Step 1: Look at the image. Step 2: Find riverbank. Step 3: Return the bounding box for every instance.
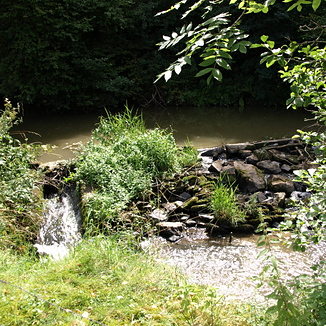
[0,236,270,326]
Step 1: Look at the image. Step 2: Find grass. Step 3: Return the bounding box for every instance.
[210,177,246,226]
[73,107,198,236]
[0,236,270,326]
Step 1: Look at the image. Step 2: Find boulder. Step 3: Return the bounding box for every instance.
[269,149,299,165]
[197,213,215,223]
[200,146,224,158]
[256,160,282,174]
[281,164,292,173]
[267,175,295,195]
[245,154,259,165]
[148,209,168,222]
[208,160,223,173]
[239,149,253,159]
[234,161,265,193]
[156,222,184,238]
[226,143,250,155]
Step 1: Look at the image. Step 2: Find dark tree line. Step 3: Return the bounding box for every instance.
[0,0,321,111]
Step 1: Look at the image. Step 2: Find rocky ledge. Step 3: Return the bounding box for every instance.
[125,138,316,242]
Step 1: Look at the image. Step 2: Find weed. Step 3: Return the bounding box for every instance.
[0,99,45,252]
[74,107,192,235]
[210,176,246,226]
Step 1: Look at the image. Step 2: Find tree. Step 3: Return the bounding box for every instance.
[156,0,326,324]
[0,0,178,111]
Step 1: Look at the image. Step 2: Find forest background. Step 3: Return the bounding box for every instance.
[1,0,322,112]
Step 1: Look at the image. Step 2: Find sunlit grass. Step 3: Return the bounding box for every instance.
[0,236,270,326]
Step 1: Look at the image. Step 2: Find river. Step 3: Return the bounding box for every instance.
[14,106,313,162]
[18,105,325,303]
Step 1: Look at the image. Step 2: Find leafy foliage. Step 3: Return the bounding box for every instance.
[73,107,193,235]
[0,0,180,111]
[159,0,326,325]
[0,99,44,251]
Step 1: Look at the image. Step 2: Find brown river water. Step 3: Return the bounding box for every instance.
[14,106,314,162]
[16,105,325,302]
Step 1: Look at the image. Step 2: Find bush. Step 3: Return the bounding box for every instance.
[74,107,195,235]
[0,99,44,251]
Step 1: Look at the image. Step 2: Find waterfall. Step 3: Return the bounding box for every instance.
[35,185,82,260]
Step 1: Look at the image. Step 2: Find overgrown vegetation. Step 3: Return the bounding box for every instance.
[0,99,44,252]
[158,0,326,325]
[1,0,320,110]
[210,177,246,226]
[73,108,197,235]
[0,236,271,326]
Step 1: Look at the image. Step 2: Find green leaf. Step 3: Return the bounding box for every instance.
[216,58,231,70]
[207,73,213,85]
[239,45,247,53]
[261,35,269,42]
[267,40,275,49]
[271,255,278,269]
[184,56,192,65]
[257,248,269,259]
[195,67,213,77]
[164,70,172,82]
[174,65,182,75]
[312,0,321,10]
[199,57,216,67]
[212,68,222,81]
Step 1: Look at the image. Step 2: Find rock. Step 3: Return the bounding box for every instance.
[239,149,253,159]
[197,222,207,228]
[257,160,282,174]
[179,192,192,202]
[274,192,286,208]
[185,220,197,227]
[183,196,199,209]
[293,182,306,192]
[200,146,224,156]
[290,191,311,202]
[226,143,250,155]
[208,160,223,173]
[269,149,299,165]
[148,209,168,222]
[221,163,236,176]
[267,175,295,195]
[167,235,183,242]
[162,202,178,212]
[190,204,208,213]
[253,149,273,160]
[234,161,265,193]
[253,191,267,203]
[234,224,255,233]
[180,214,191,221]
[157,222,184,238]
[197,214,215,223]
[245,154,259,165]
[281,164,292,173]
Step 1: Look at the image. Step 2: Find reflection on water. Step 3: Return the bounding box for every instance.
[13,106,314,161]
[143,229,326,302]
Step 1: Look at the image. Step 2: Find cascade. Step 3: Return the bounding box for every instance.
[35,185,82,260]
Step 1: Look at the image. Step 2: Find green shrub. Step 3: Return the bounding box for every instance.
[210,177,246,226]
[0,99,44,251]
[74,107,193,235]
